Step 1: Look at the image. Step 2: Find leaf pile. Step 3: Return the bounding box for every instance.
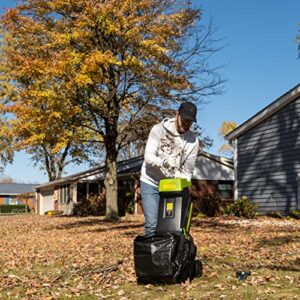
[0,214,299,299]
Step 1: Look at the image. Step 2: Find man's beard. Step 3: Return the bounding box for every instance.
[175,117,187,134]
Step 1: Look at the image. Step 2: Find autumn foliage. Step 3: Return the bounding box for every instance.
[0,0,223,218]
[218,121,238,156]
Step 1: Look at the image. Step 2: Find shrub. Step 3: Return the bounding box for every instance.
[289,210,300,219]
[193,191,222,217]
[125,192,135,214]
[73,194,105,216]
[225,196,258,219]
[195,212,206,219]
[0,204,28,214]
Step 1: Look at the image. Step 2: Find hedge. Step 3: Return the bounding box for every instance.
[0,204,29,214]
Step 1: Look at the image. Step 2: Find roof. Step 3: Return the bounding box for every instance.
[0,183,36,195]
[35,156,144,190]
[199,151,233,169]
[226,83,300,140]
[35,151,233,190]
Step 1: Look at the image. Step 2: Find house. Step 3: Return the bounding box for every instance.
[35,156,143,215]
[35,151,234,215]
[0,183,37,212]
[227,83,300,215]
[192,151,234,199]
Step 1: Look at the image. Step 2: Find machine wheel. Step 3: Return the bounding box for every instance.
[193,259,203,278]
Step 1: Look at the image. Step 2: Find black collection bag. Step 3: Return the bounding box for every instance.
[134,232,200,284]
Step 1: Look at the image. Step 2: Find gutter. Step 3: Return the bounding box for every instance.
[200,151,233,169]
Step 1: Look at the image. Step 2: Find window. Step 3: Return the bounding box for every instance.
[9,197,18,205]
[59,184,71,204]
[77,183,87,203]
[218,181,234,199]
[89,183,99,196]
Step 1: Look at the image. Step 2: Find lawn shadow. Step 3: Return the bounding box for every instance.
[245,258,300,272]
[122,231,142,238]
[87,223,144,234]
[45,216,143,232]
[192,218,241,233]
[258,235,300,247]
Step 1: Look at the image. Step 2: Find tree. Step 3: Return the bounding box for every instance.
[0,79,97,181]
[218,121,238,157]
[0,10,99,181]
[8,95,98,181]
[0,174,15,183]
[0,118,14,172]
[0,0,224,219]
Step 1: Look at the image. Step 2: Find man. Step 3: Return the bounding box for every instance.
[140,102,199,237]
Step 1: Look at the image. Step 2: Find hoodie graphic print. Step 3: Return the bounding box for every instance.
[157,131,186,177]
[140,118,199,187]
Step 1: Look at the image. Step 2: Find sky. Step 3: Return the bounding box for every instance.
[0,0,299,183]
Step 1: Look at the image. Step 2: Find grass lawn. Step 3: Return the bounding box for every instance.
[0,214,299,299]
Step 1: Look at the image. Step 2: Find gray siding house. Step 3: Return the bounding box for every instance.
[227,84,300,215]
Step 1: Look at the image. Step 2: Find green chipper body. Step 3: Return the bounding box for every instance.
[133,178,203,284]
[155,178,193,235]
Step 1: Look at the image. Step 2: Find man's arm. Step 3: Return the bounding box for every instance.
[144,125,164,167]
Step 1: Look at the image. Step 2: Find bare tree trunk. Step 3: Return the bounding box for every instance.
[104,110,119,219]
[43,150,57,182]
[104,158,118,220]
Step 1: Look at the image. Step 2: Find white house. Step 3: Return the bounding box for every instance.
[35,151,234,215]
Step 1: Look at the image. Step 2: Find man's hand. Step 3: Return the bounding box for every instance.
[163,154,179,168]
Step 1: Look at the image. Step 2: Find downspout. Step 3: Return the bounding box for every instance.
[297,174,300,210]
[33,188,38,215]
[234,139,238,200]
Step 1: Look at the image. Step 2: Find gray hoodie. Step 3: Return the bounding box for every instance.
[140,118,199,187]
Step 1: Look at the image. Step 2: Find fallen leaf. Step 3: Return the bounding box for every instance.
[117,289,126,296]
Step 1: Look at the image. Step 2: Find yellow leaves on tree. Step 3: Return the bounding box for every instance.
[218,121,238,156]
[0,0,223,216]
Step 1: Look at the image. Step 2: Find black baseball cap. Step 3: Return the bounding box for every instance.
[178,101,197,122]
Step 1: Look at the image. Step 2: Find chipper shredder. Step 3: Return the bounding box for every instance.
[134,178,202,284]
